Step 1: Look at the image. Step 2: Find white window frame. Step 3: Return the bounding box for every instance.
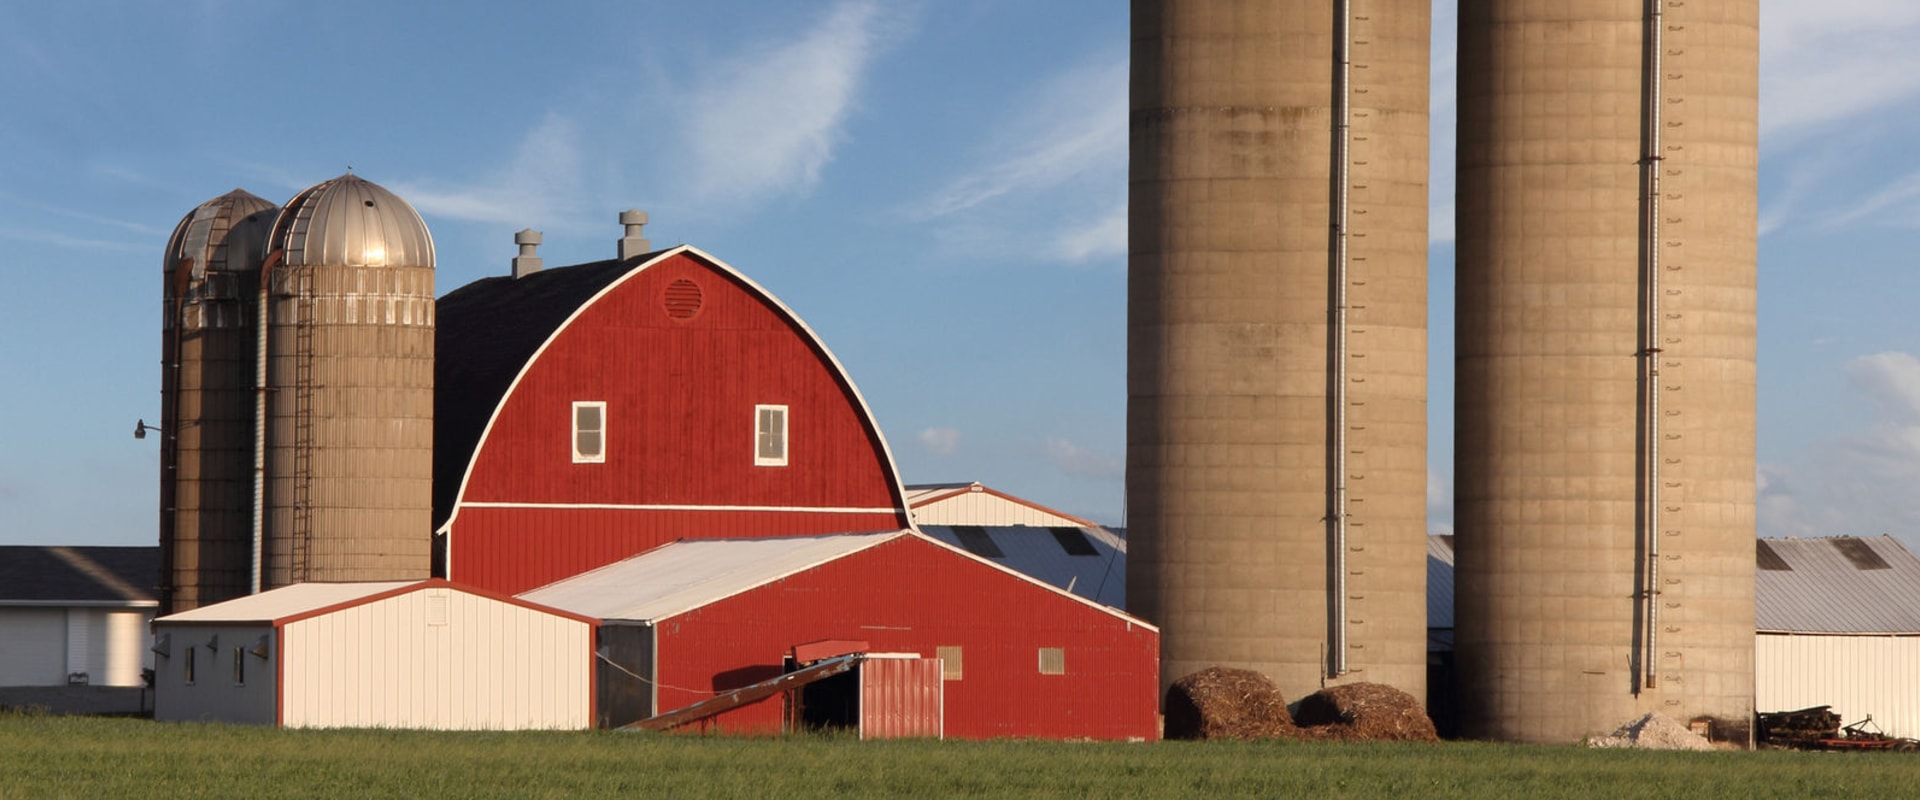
[572,401,607,464]
[755,404,788,467]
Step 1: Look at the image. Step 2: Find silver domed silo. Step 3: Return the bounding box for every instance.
[1129,1,1431,702]
[260,174,435,585]
[161,189,278,613]
[1453,2,1757,743]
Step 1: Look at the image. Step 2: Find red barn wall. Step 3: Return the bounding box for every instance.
[653,535,1160,741]
[448,252,908,593]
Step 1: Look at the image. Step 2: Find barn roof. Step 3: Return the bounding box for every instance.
[1756,536,1920,634]
[433,254,660,529]
[433,245,909,533]
[919,524,1126,609]
[521,532,907,622]
[904,481,1096,527]
[0,546,157,606]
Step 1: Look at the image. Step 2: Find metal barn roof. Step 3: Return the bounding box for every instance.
[520,532,908,622]
[0,546,157,606]
[156,581,415,624]
[1757,536,1920,634]
[918,524,1126,609]
[904,482,1096,527]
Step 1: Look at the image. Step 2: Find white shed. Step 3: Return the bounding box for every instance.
[1756,536,1920,738]
[153,580,594,729]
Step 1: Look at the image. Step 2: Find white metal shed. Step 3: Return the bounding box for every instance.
[1755,536,1920,738]
[153,580,594,729]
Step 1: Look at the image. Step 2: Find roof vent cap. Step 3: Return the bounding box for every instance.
[618,209,650,260]
[512,228,543,279]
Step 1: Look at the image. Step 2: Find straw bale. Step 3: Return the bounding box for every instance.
[1163,667,1298,741]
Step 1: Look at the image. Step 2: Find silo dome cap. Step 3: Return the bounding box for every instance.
[164,188,278,276]
[269,173,435,269]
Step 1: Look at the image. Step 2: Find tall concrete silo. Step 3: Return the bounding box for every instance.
[1129,1,1431,701]
[161,189,278,613]
[260,174,436,585]
[1453,2,1757,743]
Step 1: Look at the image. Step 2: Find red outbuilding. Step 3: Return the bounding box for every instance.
[521,531,1162,741]
[435,246,912,594]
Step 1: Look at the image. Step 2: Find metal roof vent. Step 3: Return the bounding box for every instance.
[664,278,702,320]
[512,228,543,279]
[618,209,650,260]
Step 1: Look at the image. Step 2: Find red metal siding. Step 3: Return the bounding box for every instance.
[861,657,943,739]
[652,536,1160,741]
[451,506,901,594]
[447,252,908,593]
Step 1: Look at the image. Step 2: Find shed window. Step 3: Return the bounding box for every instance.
[573,401,606,463]
[937,646,963,681]
[232,647,245,686]
[755,405,788,466]
[183,647,195,686]
[1039,647,1066,675]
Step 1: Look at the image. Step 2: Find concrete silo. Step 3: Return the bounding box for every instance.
[260,174,436,585]
[161,189,278,613]
[1129,1,1431,701]
[1453,2,1757,743]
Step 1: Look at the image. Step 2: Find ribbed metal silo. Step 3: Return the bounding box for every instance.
[1453,2,1757,743]
[1129,1,1431,702]
[161,189,278,613]
[260,174,435,585]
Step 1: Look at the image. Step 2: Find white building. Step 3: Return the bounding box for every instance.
[0,546,156,689]
[1756,536,1920,739]
[908,482,1127,608]
[153,580,594,729]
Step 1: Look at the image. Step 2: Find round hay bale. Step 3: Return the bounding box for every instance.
[1293,682,1438,743]
[1164,667,1298,741]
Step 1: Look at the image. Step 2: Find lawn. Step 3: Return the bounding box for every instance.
[4,712,1920,799]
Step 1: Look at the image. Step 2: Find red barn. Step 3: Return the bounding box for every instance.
[521,531,1161,741]
[435,247,911,593]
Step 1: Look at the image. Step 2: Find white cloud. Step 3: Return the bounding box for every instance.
[393,113,586,229]
[1044,437,1123,480]
[915,52,1126,264]
[1760,352,1920,548]
[680,0,901,205]
[918,426,960,456]
[1051,204,1127,263]
[1427,464,1454,537]
[1429,0,1457,245]
[1762,0,1920,139]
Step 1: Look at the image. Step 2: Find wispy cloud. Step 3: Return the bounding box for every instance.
[1762,0,1920,139]
[0,227,148,253]
[1044,436,1123,480]
[1760,352,1920,549]
[918,426,960,456]
[680,0,904,205]
[916,52,1126,263]
[1427,464,1454,537]
[1429,0,1458,245]
[392,112,587,229]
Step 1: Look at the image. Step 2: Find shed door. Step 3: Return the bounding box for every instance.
[859,657,942,739]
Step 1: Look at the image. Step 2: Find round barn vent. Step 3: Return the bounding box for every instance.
[663,278,703,320]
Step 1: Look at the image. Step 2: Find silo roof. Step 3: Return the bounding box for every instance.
[1756,536,1920,634]
[163,188,277,276]
[270,173,434,268]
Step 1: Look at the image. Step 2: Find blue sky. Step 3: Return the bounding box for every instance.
[2,2,1917,555]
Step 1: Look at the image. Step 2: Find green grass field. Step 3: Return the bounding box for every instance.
[5,712,1920,799]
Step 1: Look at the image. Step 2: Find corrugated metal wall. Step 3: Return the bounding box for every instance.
[860,657,942,739]
[651,536,1158,740]
[448,253,907,594]
[152,623,278,725]
[1757,634,1920,739]
[280,587,590,730]
[912,492,1082,527]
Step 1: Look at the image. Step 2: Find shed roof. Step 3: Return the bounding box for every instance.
[0,546,157,606]
[522,532,906,622]
[918,524,1126,608]
[1756,536,1920,634]
[155,581,415,624]
[1427,534,1455,630]
[904,481,1096,527]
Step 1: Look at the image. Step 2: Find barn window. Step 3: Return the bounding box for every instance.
[232,647,245,686]
[937,646,963,681]
[183,647,195,685]
[755,405,788,466]
[1038,647,1066,675]
[572,401,606,463]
